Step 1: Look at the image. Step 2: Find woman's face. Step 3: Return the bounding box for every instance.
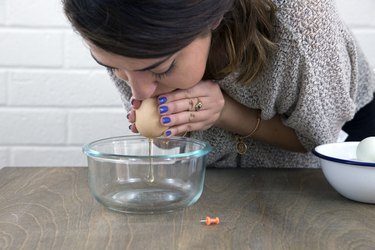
[88,34,212,100]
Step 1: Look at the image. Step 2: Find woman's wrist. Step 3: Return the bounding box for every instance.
[215,93,306,153]
[215,93,260,136]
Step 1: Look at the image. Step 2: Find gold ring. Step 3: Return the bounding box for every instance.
[189,112,195,122]
[194,99,203,111]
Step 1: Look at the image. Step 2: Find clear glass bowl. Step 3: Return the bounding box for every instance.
[83,135,212,214]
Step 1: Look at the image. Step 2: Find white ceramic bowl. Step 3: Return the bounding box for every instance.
[83,135,212,214]
[313,142,375,203]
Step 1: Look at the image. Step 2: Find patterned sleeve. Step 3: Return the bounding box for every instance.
[273,0,374,151]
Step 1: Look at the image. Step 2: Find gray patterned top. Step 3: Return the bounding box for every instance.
[109,0,375,168]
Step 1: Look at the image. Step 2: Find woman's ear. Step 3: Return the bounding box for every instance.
[211,16,223,30]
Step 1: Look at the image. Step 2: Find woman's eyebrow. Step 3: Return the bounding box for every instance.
[90,51,173,71]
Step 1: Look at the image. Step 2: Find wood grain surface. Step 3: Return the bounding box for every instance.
[0,167,375,250]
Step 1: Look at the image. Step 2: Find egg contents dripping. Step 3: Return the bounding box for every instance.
[146,138,154,183]
[135,98,168,183]
[356,136,375,162]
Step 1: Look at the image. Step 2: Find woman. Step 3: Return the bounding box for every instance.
[63,0,375,168]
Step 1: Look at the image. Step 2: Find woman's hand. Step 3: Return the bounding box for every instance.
[156,80,224,136]
[127,97,141,133]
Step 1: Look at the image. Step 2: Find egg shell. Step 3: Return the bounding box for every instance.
[356,136,375,162]
[135,98,168,138]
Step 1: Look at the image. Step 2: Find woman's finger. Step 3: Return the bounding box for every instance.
[159,97,208,115]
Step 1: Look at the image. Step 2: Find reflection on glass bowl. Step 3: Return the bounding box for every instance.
[83,135,212,214]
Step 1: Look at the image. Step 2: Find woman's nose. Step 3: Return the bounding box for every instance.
[115,70,157,100]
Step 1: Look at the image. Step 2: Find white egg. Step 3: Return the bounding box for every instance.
[356,136,375,162]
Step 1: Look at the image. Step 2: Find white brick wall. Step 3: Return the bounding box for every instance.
[336,0,375,27]
[0,0,374,167]
[0,0,130,167]
[336,0,375,66]
[0,30,64,67]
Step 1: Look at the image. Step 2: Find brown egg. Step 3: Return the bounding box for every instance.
[135,97,168,138]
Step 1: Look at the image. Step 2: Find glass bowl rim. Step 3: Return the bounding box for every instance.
[312,141,375,167]
[82,135,212,160]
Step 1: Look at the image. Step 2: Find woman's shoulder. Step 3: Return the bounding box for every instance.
[272,0,337,16]
[271,0,353,65]
[273,0,343,41]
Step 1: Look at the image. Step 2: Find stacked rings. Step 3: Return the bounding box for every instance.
[194,99,203,111]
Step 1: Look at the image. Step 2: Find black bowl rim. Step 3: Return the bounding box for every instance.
[312,142,375,167]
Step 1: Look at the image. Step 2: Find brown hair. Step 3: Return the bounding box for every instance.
[63,0,276,84]
[207,0,277,84]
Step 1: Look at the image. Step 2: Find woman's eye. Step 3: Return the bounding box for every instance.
[152,61,176,80]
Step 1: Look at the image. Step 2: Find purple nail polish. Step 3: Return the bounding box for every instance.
[162,117,171,124]
[159,106,168,114]
[165,130,172,136]
[159,96,167,104]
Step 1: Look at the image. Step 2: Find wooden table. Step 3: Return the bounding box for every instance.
[0,167,374,250]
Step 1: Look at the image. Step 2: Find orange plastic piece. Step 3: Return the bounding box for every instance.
[200,216,220,225]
